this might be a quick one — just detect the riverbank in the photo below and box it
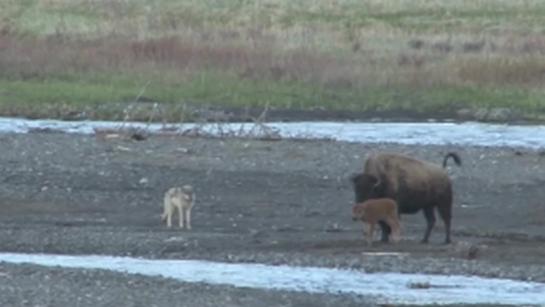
[0,132,544,306]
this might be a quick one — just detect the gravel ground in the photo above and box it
[0,132,544,306]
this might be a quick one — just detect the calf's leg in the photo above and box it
[385,216,401,243]
[366,223,375,246]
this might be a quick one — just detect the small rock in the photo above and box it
[276,225,300,232]
[176,147,190,154]
[164,237,186,243]
[451,241,486,260]
[249,229,264,237]
[325,223,344,232]
[467,245,479,260]
[130,131,147,141]
[407,281,431,289]
[104,133,121,140]
[116,145,131,152]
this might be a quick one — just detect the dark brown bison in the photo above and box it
[351,152,461,244]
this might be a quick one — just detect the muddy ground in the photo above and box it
[0,131,544,306]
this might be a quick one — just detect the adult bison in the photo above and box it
[351,152,461,244]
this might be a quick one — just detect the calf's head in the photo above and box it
[352,204,365,221]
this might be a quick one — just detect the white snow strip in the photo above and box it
[0,117,544,148]
[0,253,544,305]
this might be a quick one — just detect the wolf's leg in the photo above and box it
[178,206,184,228]
[166,209,172,228]
[161,204,167,222]
[186,207,192,230]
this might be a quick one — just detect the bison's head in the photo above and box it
[350,173,382,203]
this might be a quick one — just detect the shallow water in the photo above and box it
[0,117,544,148]
[0,253,544,305]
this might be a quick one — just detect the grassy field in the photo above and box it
[2,0,545,121]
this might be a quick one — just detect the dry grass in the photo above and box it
[1,0,545,120]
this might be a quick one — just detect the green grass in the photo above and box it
[2,0,545,121]
[1,71,544,121]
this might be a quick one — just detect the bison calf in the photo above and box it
[352,198,401,246]
[351,152,461,244]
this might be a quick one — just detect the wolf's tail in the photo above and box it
[442,152,462,168]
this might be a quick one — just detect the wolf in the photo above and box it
[161,185,195,229]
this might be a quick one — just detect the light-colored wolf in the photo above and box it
[161,185,195,229]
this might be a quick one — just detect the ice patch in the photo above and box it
[0,253,544,305]
[0,117,545,148]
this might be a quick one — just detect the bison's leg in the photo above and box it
[437,204,452,244]
[378,220,391,242]
[422,207,436,243]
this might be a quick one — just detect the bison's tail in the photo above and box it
[442,152,462,168]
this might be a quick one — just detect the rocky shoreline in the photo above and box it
[0,131,544,306]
